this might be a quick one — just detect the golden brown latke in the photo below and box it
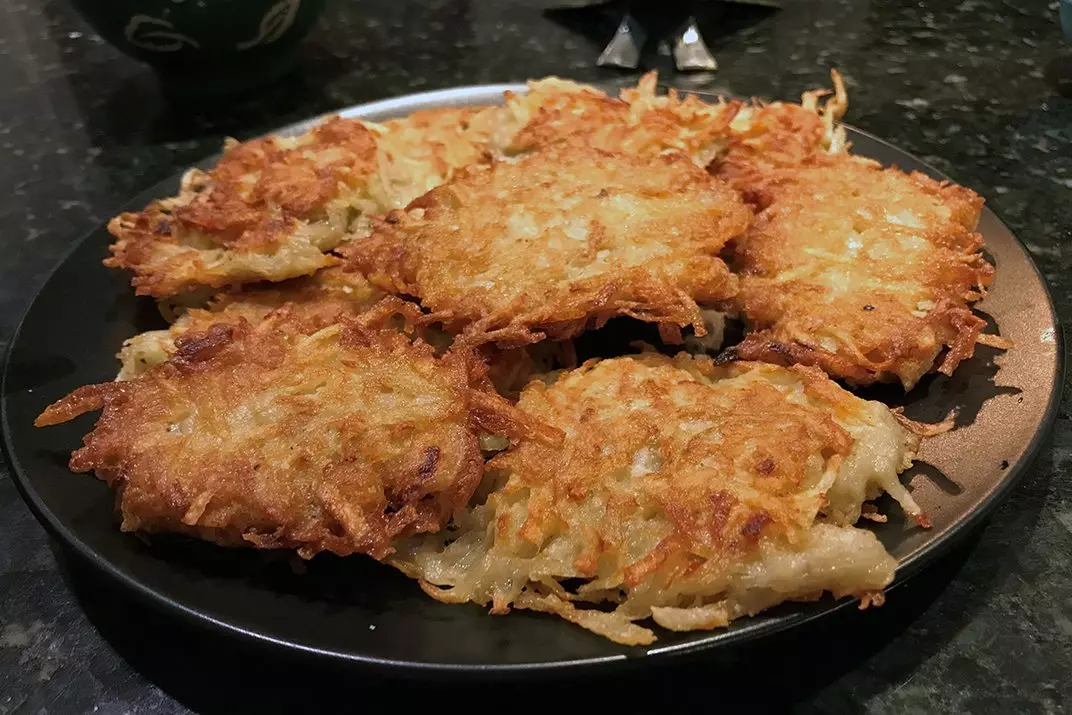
[393,354,921,645]
[711,70,849,194]
[50,75,1000,646]
[37,304,549,560]
[346,145,751,347]
[490,73,740,167]
[729,154,994,388]
[108,109,494,298]
[107,117,381,297]
[375,106,496,209]
[116,266,384,380]
[118,262,571,399]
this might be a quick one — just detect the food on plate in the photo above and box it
[35,70,1008,647]
[728,155,994,388]
[115,266,383,380]
[490,73,739,167]
[106,117,379,298]
[711,70,849,194]
[392,354,922,645]
[346,145,751,347]
[375,106,496,209]
[36,304,547,560]
[107,109,493,298]
[495,71,847,184]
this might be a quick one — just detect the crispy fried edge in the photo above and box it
[729,160,997,387]
[35,298,563,558]
[105,117,379,297]
[346,148,747,348]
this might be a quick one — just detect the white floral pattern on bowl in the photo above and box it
[124,15,200,52]
[120,0,302,54]
[238,0,301,50]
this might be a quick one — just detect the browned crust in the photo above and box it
[189,266,386,334]
[495,357,860,563]
[733,296,988,386]
[711,70,849,189]
[494,75,739,159]
[36,305,547,560]
[714,102,831,190]
[393,355,910,644]
[498,73,741,165]
[114,266,389,381]
[728,155,996,388]
[106,117,379,297]
[345,146,750,348]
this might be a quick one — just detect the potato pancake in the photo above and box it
[490,73,739,167]
[392,354,921,645]
[730,155,994,388]
[375,106,496,209]
[46,74,1006,647]
[347,146,751,347]
[36,307,546,560]
[107,118,380,297]
[116,266,383,380]
[108,109,493,298]
[711,70,849,194]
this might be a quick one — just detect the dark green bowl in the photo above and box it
[69,0,326,96]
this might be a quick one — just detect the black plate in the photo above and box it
[2,86,1063,674]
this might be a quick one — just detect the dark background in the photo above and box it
[1,0,1070,712]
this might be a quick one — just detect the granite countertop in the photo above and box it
[1,0,1070,712]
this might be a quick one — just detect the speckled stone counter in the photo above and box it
[1,1,1070,712]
